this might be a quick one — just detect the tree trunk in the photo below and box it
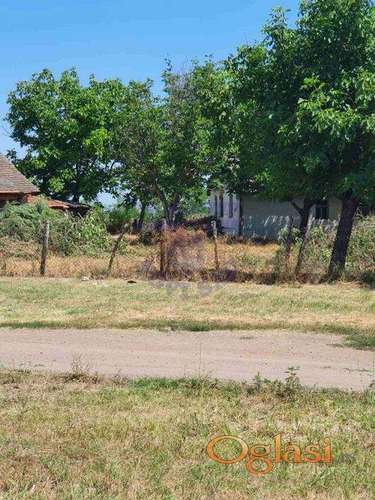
[291,199,314,237]
[238,195,244,237]
[161,201,179,227]
[137,202,147,232]
[295,214,314,279]
[328,192,358,280]
[107,223,128,277]
[169,200,180,227]
[159,194,173,227]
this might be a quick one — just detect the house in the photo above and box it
[0,154,39,207]
[209,189,342,240]
[27,196,90,216]
[0,155,89,216]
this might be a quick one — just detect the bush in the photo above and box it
[0,202,112,257]
[301,225,336,277]
[0,200,59,241]
[62,208,112,256]
[105,205,138,234]
[165,228,207,277]
[273,216,375,282]
[301,217,375,281]
[347,216,375,282]
[138,229,159,246]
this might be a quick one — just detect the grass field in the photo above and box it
[0,369,373,499]
[0,278,374,349]
[0,238,279,281]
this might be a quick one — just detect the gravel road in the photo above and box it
[0,328,373,390]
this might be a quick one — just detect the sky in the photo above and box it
[0,0,299,154]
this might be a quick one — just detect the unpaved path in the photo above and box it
[0,329,373,390]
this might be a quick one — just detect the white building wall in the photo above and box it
[242,197,301,240]
[209,190,342,240]
[209,191,240,236]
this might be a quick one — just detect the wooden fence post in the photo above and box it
[211,220,220,271]
[295,215,314,279]
[284,216,294,276]
[107,223,128,278]
[160,219,168,277]
[40,220,50,276]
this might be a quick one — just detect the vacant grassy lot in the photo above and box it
[0,237,279,280]
[0,278,374,349]
[0,370,373,499]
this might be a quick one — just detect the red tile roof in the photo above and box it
[28,195,71,210]
[28,195,90,213]
[0,155,39,194]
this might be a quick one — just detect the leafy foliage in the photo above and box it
[105,204,139,234]
[7,69,127,201]
[0,203,111,256]
[113,63,214,225]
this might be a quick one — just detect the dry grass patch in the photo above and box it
[0,278,374,348]
[0,370,373,499]
[0,238,278,281]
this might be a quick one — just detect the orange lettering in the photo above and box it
[303,445,321,463]
[246,445,273,476]
[207,436,249,465]
[283,444,302,463]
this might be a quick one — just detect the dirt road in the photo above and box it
[0,328,373,390]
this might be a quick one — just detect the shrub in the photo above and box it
[301,225,336,277]
[138,229,159,246]
[273,216,375,283]
[0,200,59,241]
[106,205,138,234]
[63,208,112,256]
[347,216,375,283]
[301,217,375,281]
[165,228,207,277]
[0,202,112,257]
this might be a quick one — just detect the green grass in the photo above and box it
[0,369,373,499]
[0,278,374,349]
[345,334,375,351]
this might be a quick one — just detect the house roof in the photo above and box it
[28,195,71,210]
[28,195,90,213]
[0,155,39,194]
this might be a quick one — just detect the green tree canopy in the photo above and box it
[7,69,127,201]
[113,63,213,225]
[197,0,375,276]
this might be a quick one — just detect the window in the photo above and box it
[229,194,234,218]
[214,195,218,218]
[315,200,329,220]
[219,193,224,218]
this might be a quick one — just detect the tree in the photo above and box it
[192,26,323,237]
[157,63,213,224]
[215,9,333,237]
[198,1,375,278]
[293,0,375,278]
[7,69,126,201]
[113,64,212,226]
[109,80,161,231]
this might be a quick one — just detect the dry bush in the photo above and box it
[347,216,375,283]
[273,215,375,284]
[0,236,39,259]
[165,228,207,278]
[299,226,336,282]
